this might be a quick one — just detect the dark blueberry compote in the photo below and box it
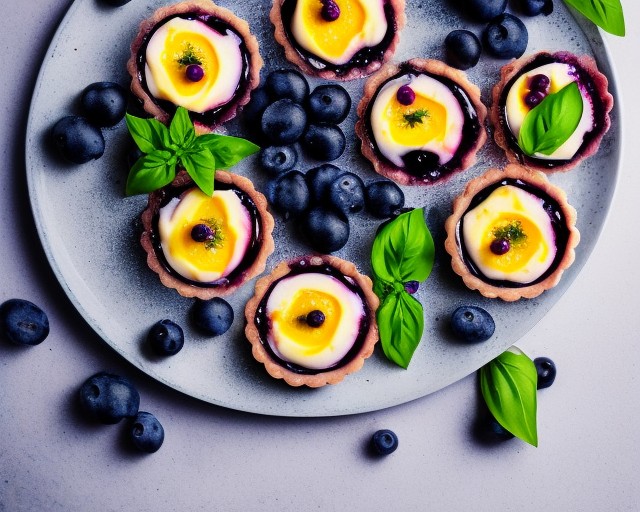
[135,12,252,126]
[457,179,571,288]
[280,0,399,77]
[498,52,608,169]
[365,63,482,185]
[149,180,263,290]
[254,260,370,375]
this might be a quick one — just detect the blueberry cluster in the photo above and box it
[78,372,165,453]
[444,0,552,69]
[264,163,405,253]
[244,69,349,162]
[51,82,127,164]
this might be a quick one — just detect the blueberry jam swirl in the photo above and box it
[280,0,398,77]
[498,52,608,168]
[135,12,251,126]
[457,178,571,288]
[254,261,371,375]
[150,181,263,289]
[364,63,482,184]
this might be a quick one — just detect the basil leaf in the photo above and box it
[376,290,424,369]
[195,134,260,169]
[181,149,217,197]
[125,150,176,196]
[125,114,170,154]
[518,82,584,157]
[169,107,196,148]
[563,0,625,36]
[480,348,538,447]
[371,208,435,284]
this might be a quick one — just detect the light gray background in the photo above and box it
[1,0,638,511]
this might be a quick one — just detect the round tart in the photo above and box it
[270,0,406,80]
[355,59,487,186]
[141,170,274,298]
[128,0,263,133]
[245,255,379,387]
[490,51,613,172]
[444,165,580,301]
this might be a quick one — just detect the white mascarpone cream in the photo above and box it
[505,62,594,161]
[145,17,244,113]
[370,74,465,168]
[158,187,252,283]
[265,273,365,370]
[462,185,557,284]
[290,0,387,66]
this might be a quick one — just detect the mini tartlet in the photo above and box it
[141,170,274,298]
[444,164,580,301]
[245,255,379,387]
[270,0,406,80]
[490,51,613,172]
[128,0,263,133]
[356,59,487,186]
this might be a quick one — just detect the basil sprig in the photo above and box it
[563,0,625,36]
[370,208,435,368]
[517,82,584,157]
[125,107,259,196]
[480,347,538,447]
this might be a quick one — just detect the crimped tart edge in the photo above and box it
[355,58,488,186]
[140,170,275,299]
[244,255,380,388]
[489,51,614,173]
[443,164,580,302]
[127,0,263,134]
[270,0,406,81]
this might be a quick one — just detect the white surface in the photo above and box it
[1,0,639,511]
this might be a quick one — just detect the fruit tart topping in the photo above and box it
[186,64,205,82]
[320,0,341,22]
[303,309,326,327]
[396,84,415,106]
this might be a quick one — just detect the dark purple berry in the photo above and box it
[524,90,546,108]
[396,85,415,106]
[482,13,529,59]
[490,238,510,255]
[186,64,204,82]
[534,357,557,389]
[147,319,184,356]
[301,208,350,253]
[265,69,309,104]
[191,223,214,242]
[371,429,398,456]
[450,306,495,343]
[259,145,298,176]
[514,0,554,16]
[321,0,340,21]
[462,0,508,21]
[0,299,49,346]
[307,85,351,124]
[444,30,482,70]
[529,74,550,92]
[306,310,326,328]
[78,372,140,424]
[81,82,128,127]
[404,281,419,294]
[301,123,346,161]
[364,181,405,218]
[130,412,164,453]
[261,99,307,145]
[51,116,105,164]
[191,298,234,336]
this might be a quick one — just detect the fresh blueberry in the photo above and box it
[444,30,482,70]
[261,99,307,145]
[191,223,214,242]
[301,207,350,253]
[478,414,515,441]
[265,69,310,104]
[490,238,510,255]
[301,123,346,161]
[307,84,351,124]
[190,298,234,336]
[328,172,365,215]
[404,281,419,295]
[51,116,105,164]
[524,90,546,108]
[396,85,416,106]
[269,170,310,219]
[306,164,342,204]
[483,14,529,59]
[130,412,164,453]
[457,0,507,21]
[0,299,49,346]
[243,86,270,126]
[186,64,204,82]
[321,0,341,21]
[305,310,325,328]
[364,181,405,218]
[529,74,551,92]
[78,372,140,424]
[450,306,495,342]
[371,429,399,455]
[534,357,557,389]
[147,319,184,356]
[80,82,128,127]
[259,145,298,176]
[513,0,554,16]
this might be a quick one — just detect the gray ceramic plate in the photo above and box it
[26,0,620,416]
